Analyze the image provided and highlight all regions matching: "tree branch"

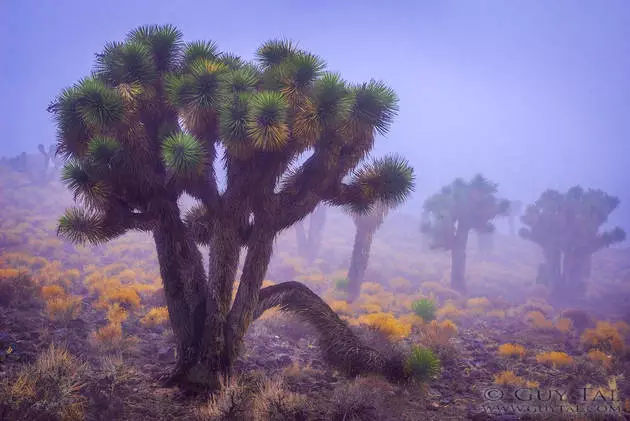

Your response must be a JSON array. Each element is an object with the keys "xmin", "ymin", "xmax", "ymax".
[{"xmin": 254, "ymin": 281, "xmax": 407, "ymax": 381}]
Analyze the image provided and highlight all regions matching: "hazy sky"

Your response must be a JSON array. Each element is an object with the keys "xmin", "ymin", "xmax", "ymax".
[{"xmin": 2, "ymin": 0, "xmax": 628, "ymax": 230}]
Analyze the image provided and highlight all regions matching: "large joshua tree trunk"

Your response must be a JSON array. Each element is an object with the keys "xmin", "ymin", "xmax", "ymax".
[
  {"xmin": 152, "ymin": 201, "xmax": 208, "ymax": 386},
  {"xmin": 450, "ymin": 227, "xmax": 469, "ymax": 294},
  {"xmin": 347, "ymin": 225, "xmax": 375, "ymax": 302}
]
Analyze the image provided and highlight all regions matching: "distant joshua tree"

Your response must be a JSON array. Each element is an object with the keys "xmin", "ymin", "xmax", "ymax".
[
  {"xmin": 2, "ymin": 144, "xmax": 62, "ymax": 185},
  {"xmin": 421, "ymin": 174, "xmax": 510, "ymax": 293},
  {"xmin": 520, "ymin": 186, "xmax": 626, "ymax": 303},
  {"xmin": 346, "ymin": 161, "xmax": 415, "ymax": 301},
  {"xmin": 295, "ymin": 203, "xmax": 326, "ymax": 263},
  {"xmin": 50, "ymin": 25, "xmax": 416, "ymax": 390}
]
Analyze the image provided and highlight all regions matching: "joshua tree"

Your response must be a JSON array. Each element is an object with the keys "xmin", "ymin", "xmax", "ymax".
[
  {"xmin": 346, "ymin": 162, "xmax": 415, "ymax": 301},
  {"xmin": 520, "ymin": 186, "xmax": 625, "ymax": 302},
  {"xmin": 507, "ymin": 199, "xmax": 523, "ymax": 236},
  {"xmin": 421, "ymin": 174, "xmax": 509, "ymax": 293},
  {"xmin": 50, "ymin": 25, "xmax": 415, "ymax": 390},
  {"xmin": 2, "ymin": 144, "xmax": 62, "ymax": 185},
  {"xmin": 295, "ymin": 203, "xmax": 326, "ymax": 263}
]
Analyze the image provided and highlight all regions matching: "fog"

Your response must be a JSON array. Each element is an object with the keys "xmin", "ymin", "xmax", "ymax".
[{"xmin": 2, "ymin": 0, "xmax": 629, "ymax": 232}]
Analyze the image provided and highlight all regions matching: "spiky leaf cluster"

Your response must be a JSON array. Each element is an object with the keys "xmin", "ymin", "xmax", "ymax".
[
  {"xmin": 50, "ymin": 24, "xmax": 411, "ymax": 245},
  {"xmin": 421, "ymin": 174, "xmax": 509, "ymax": 250}
]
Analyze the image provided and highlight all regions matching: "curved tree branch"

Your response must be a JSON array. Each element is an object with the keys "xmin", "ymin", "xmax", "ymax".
[{"xmin": 254, "ymin": 281, "xmax": 406, "ymax": 381}]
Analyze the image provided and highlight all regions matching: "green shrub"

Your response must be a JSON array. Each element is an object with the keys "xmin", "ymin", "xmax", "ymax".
[
  {"xmin": 405, "ymin": 346, "xmax": 441, "ymax": 383},
  {"xmin": 334, "ymin": 277, "xmax": 350, "ymax": 291},
  {"xmin": 411, "ymin": 298, "xmax": 436, "ymax": 321}
]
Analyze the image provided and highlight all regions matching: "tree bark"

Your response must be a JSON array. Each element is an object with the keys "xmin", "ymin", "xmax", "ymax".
[
  {"xmin": 225, "ymin": 228, "xmax": 275, "ymax": 370},
  {"xmin": 347, "ymin": 225, "xmax": 374, "ymax": 302},
  {"xmin": 450, "ymin": 227, "xmax": 469, "ymax": 294},
  {"xmin": 152, "ymin": 201, "xmax": 208, "ymax": 387}
]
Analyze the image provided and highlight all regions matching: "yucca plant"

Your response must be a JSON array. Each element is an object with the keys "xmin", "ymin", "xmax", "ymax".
[
  {"xmin": 411, "ymin": 298, "xmax": 436, "ymax": 322},
  {"xmin": 346, "ymin": 160, "xmax": 415, "ymax": 301},
  {"xmin": 405, "ymin": 346, "xmax": 441, "ymax": 383},
  {"xmin": 49, "ymin": 25, "xmax": 415, "ymax": 390},
  {"xmin": 421, "ymin": 174, "xmax": 509, "ymax": 293}
]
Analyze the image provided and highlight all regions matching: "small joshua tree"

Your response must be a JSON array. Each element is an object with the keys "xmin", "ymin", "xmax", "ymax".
[
  {"xmin": 50, "ymin": 25, "xmax": 415, "ymax": 390},
  {"xmin": 3, "ymin": 144, "xmax": 62, "ymax": 186},
  {"xmin": 295, "ymin": 203, "xmax": 326, "ymax": 264},
  {"xmin": 346, "ymin": 160, "xmax": 415, "ymax": 301},
  {"xmin": 520, "ymin": 186, "xmax": 625, "ymax": 303},
  {"xmin": 421, "ymin": 174, "xmax": 509, "ymax": 293}
]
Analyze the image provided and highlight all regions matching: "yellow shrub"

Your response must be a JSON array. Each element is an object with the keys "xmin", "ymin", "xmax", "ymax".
[
  {"xmin": 361, "ymin": 282, "xmax": 384, "ymax": 295},
  {"xmin": 41, "ymin": 284, "xmax": 66, "ymax": 300},
  {"xmin": 536, "ymin": 351, "xmax": 573, "ymax": 367},
  {"xmin": 101, "ymin": 285, "xmax": 141, "ymax": 309},
  {"xmin": 494, "ymin": 371, "xmax": 538, "ymax": 388},
  {"xmin": 388, "ymin": 277, "xmax": 412, "ymax": 292},
  {"xmin": 329, "ymin": 300, "xmax": 352, "ymax": 315},
  {"xmin": 614, "ymin": 321, "xmax": 630, "ymax": 336},
  {"xmin": 141, "ymin": 306, "xmax": 170, "ymax": 327},
  {"xmin": 46, "ymin": 295, "xmax": 82, "ymax": 322},
  {"xmin": 436, "ymin": 302, "xmax": 463, "ymax": 320},
  {"xmin": 555, "ymin": 318, "xmax": 572, "ymax": 333},
  {"xmin": 262, "ymin": 280, "xmax": 276, "ymax": 288},
  {"xmin": 358, "ymin": 312, "xmax": 411, "ymax": 339},
  {"xmin": 526, "ymin": 311, "xmax": 554, "ymax": 330},
  {"xmin": 359, "ymin": 303, "xmax": 383, "ymax": 314},
  {"xmin": 467, "ymin": 297, "xmax": 491, "ymax": 309},
  {"xmin": 580, "ymin": 321, "xmax": 625, "ymax": 354},
  {"xmin": 92, "ymin": 322, "xmax": 123, "ymax": 350},
  {"xmin": 398, "ymin": 313, "xmax": 424, "ymax": 329},
  {"xmin": 421, "ymin": 319, "xmax": 458, "ymax": 347},
  {"xmin": 498, "ymin": 343, "xmax": 526, "ymax": 358},
  {"xmin": 587, "ymin": 349, "xmax": 611, "ymax": 368},
  {"xmin": 106, "ymin": 303, "xmax": 129, "ymax": 324}
]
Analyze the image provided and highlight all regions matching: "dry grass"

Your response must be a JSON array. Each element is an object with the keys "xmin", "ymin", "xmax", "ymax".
[{"xmin": 0, "ymin": 344, "xmax": 87, "ymax": 421}]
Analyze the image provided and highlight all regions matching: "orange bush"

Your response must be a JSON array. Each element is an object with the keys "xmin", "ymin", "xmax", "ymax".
[
  {"xmin": 535, "ymin": 351, "xmax": 573, "ymax": 367},
  {"xmin": 421, "ymin": 319, "xmax": 458, "ymax": 347},
  {"xmin": 580, "ymin": 321, "xmax": 625, "ymax": 354},
  {"xmin": 41, "ymin": 284, "xmax": 65, "ymax": 300},
  {"xmin": 555, "ymin": 318, "xmax": 572, "ymax": 333},
  {"xmin": 45, "ymin": 295, "xmax": 82, "ymax": 322},
  {"xmin": 526, "ymin": 311, "xmax": 554, "ymax": 330},
  {"xmin": 356, "ymin": 312, "xmax": 411, "ymax": 339},
  {"xmin": 329, "ymin": 300, "xmax": 353, "ymax": 315},
  {"xmin": 91, "ymin": 322, "xmax": 123, "ymax": 350},
  {"xmin": 106, "ymin": 303, "xmax": 129, "ymax": 324},
  {"xmin": 141, "ymin": 306, "xmax": 170, "ymax": 328},
  {"xmin": 497, "ymin": 343, "xmax": 526, "ymax": 358},
  {"xmin": 494, "ymin": 371, "xmax": 539, "ymax": 388},
  {"xmin": 586, "ymin": 349, "xmax": 611, "ymax": 368}
]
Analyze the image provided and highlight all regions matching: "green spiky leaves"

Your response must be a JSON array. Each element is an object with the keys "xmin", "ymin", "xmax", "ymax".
[
  {"xmin": 279, "ymin": 52, "xmax": 326, "ymax": 91},
  {"xmin": 220, "ymin": 93, "xmax": 252, "ymax": 157},
  {"xmin": 57, "ymin": 208, "xmax": 124, "ymax": 245},
  {"xmin": 127, "ymin": 24, "xmax": 183, "ymax": 72},
  {"xmin": 87, "ymin": 136, "xmax": 122, "ymax": 169},
  {"xmin": 95, "ymin": 41, "xmax": 157, "ymax": 86},
  {"xmin": 347, "ymin": 80, "xmax": 399, "ymax": 136},
  {"xmin": 404, "ymin": 347, "xmax": 441, "ymax": 383},
  {"xmin": 247, "ymin": 91, "xmax": 289, "ymax": 150},
  {"xmin": 222, "ymin": 67, "xmax": 260, "ymax": 94},
  {"xmin": 183, "ymin": 41, "xmax": 221, "ymax": 70},
  {"xmin": 311, "ymin": 73, "xmax": 352, "ymax": 128},
  {"xmin": 351, "ymin": 155, "xmax": 415, "ymax": 209},
  {"xmin": 161, "ymin": 133, "xmax": 206, "ymax": 178},
  {"xmin": 256, "ymin": 39, "xmax": 298, "ymax": 69},
  {"xmin": 51, "ymin": 78, "xmax": 124, "ymax": 159}
]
